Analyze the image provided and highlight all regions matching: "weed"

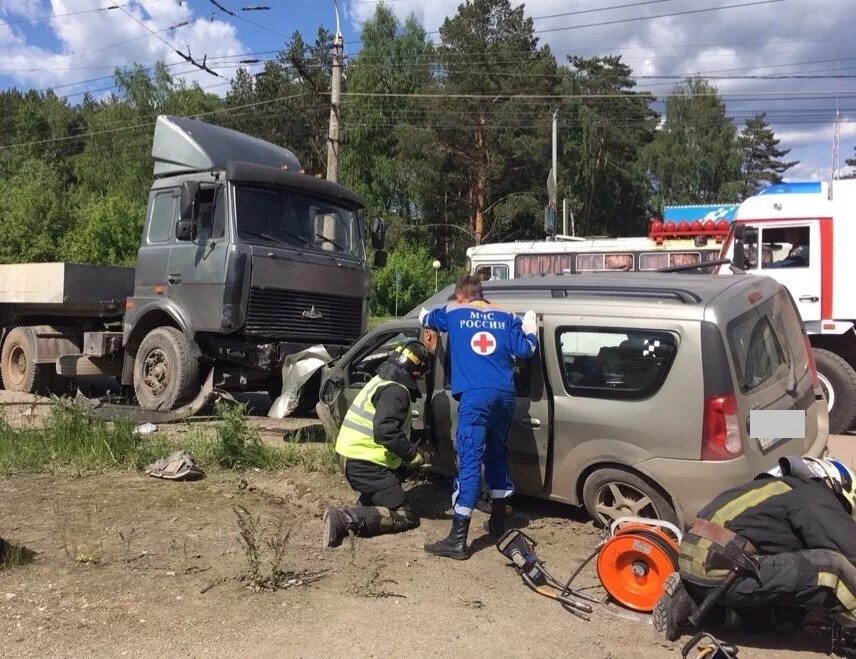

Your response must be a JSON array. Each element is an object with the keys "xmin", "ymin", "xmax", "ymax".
[
  {"xmin": 234, "ymin": 505, "xmax": 294, "ymax": 590},
  {"xmin": 207, "ymin": 403, "xmax": 285, "ymax": 470}
]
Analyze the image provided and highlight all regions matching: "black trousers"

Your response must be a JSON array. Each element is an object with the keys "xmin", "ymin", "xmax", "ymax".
[
  {"xmin": 685, "ymin": 549, "xmax": 856, "ymax": 627},
  {"xmin": 341, "ymin": 458, "xmax": 418, "ymax": 535}
]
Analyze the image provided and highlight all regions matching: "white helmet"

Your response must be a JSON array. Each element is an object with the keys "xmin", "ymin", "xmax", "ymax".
[{"xmin": 803, "ymin": 457, "xmax": 856, "ymax": 517}]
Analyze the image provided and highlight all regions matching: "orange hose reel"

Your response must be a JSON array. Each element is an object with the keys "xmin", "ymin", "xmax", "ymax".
[{"xmin": 596, "ymin": 518, "xmax": 683, "ymax": 613}]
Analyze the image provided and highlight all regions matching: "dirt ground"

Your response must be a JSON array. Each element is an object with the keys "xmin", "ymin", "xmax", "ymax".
[{"xmin": 0, "ymin": 455, "xmax": 845, "ymax": 658}]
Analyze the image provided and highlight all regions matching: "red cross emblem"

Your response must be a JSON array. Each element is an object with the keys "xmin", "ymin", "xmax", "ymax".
[{"xmin": 471, "ymin": 332, "xmax": 496, "ymax": 356}]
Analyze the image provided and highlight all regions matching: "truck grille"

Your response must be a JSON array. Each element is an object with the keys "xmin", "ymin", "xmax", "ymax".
[{"xmin": 245, "ymin": 287, "xmax": 363, "ymax": 343}]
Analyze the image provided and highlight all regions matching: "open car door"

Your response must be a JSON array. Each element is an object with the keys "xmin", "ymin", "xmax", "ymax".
[{"xmin": 316, "ymin": 321, "xmax": 428, "ymax": 439}]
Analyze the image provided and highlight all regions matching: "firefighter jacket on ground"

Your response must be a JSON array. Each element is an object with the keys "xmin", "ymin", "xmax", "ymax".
[{"xmin": 335, "ymin": 362, "xmax": 418, "ymax": 470}]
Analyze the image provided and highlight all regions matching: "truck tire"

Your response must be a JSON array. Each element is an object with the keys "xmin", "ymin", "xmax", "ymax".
[
  {"xmin": 133, "ymin": 327, "xmax": 200, "ymax": 411},
  {"xmin": 813, "ymin": 348, "xmax": 856, "ymax": 435},
  {"xmin": 0, "ymin": 327, "xmax": 51, "ymax": 394},
  {"xmin": 582, "ymin": 467, "xmax": 679, "ymax": 528}
]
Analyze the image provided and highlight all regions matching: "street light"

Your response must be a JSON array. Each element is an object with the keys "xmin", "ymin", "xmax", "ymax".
[{"xmin": 432, "ymin": 260, "xmax": 441, "ymax": 292}]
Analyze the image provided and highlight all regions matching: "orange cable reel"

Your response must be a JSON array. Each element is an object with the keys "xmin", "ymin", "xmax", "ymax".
[{"xmin": 596, "ymin": 518, "xmax": 682, "ymax": 613}]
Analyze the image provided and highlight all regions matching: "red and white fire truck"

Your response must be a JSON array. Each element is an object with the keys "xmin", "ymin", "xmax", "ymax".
[{"xmin": 718, "ymin": 180, "xmax": 856, "ymax": 434}]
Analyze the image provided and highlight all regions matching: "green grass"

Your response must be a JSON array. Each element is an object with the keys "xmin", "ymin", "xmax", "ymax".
[{"xmin": 0, "ymin": 400, "xmax": 338, "ymax": 476}]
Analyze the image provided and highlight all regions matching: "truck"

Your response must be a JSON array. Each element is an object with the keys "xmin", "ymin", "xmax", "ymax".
[
  {"xmin": 718, "ymin": 180, "xmax": 856, "ymax": 434},
  {"xmin": 0, "ymin": 116, "xmax": 385, "ymax": 412}
]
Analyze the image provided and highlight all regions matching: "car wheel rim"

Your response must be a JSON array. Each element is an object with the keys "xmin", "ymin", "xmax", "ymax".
[
  {"xmin": 142, "ymin": 348, "xmax": 170, "ymax": 398},
  {"xmin": 7, "ymin": 345, "xmax": 26, "ymax": 386},
  {"xmin": 817, "ymin": 372, "xmax": 835, "ymax": 414},
  {"xmin": 595, "ymin": 482, "xmax": 659, "ymax": 524}
]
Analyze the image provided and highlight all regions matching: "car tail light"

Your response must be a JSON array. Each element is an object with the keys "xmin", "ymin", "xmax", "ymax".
[
  {"xmin": 702, "ymin": 393, "xmax": 743, "ymax": 461},
  {"xmin": 804, "ymin": 335, "xmax": 819, "ymax": 388}
]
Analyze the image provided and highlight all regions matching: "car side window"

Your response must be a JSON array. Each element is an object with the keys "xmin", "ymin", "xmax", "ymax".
[
  {"xmin": 147, "ymin": 191, "xmax": 177, "ymax": 243},
  {"xmin": 556, "ymin": 327, "xmax": 677, "ymax": 400},
  {"xmin": 348, "ymin": 330, "xmax": 421, "ymax": 387},
  {"xmin": 727, "ymin": 310, "xmax": 788, "ymax": 392}
]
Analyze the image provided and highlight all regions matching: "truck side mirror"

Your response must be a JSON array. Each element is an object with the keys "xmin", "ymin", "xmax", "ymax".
[
  {"xmin": 373, "ymin": 250, "xmax": 388, "ymax": 268},
  {"xmin": 370, "ymin": 217, "xmax": 386, "ymax": 250},
  {"xmin": 179, "ymin": 181, "xmax": 199, "ymax": 221},
  {"xmin": 175, "ymin": 219, "xmax": 193, "ymax": 241}
]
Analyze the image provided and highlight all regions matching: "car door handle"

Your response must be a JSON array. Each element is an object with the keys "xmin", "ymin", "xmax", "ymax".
[
  {"xmin": 517, "ymin": 417, "xmax": 541, "ymax": 429},
  {"xmin": 799, "ymin": 295, "xmax": 819, "ymax": 303},
  {"xmin": 168, "ymin": 274, "xmax": 182, "ymax": 284}
]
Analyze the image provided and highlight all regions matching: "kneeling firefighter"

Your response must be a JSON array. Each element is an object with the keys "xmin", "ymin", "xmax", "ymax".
[
  {"xmin": 323, "ymin": 341, "xmax": 432, "ymax": 548},
  {"xmin": 655, "ymin": 456, "xmax": 856, "ymax": 641}
]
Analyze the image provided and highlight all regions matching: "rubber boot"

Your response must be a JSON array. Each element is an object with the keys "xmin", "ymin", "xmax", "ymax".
[
  {"xmin": 488, "ymin": 500, "xmax": 506, "ymax": 537},
  {"xmin": 653, "ymin": 572, "xmax": 694, "ymax": 641},
  {"xmin": 424, "ymin": 516, "xmax": 471, "ymax": 560},
  {"xmin": 322, "ymin": 507, "xmax": 357, "ymax": 548}
]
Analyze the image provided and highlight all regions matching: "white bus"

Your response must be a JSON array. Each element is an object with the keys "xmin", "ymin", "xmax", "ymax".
[{"xmin": 467, "ymin": 232, "xmax": 726, "ymax": 280}]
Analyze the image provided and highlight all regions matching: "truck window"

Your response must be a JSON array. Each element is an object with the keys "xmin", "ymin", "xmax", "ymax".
[
  {"xmin": 556, "ymin": 327, "xmax": 677, "ymax": 400},
  {"xmin": 760, "ymin": 225, "xmax": 810, "ymax": 269},
  {"xmin": 727, "ymin": 309, "xmax": 788, "ymax": 392},
  {"xmin": 235, "ymin": 186, "xmax": 364, "ymax": 259},
  {"xmin": 147, "ymin": 191, "xmax": 177, "ymax": 243}
]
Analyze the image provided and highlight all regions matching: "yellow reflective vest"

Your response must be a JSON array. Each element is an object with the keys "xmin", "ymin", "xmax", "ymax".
[{"xmin": 335, "ymin": 375, "xmax": 412, "ymax": 469}]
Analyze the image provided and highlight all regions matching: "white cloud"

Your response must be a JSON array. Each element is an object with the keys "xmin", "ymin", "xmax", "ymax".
[
  {"xmin": 0, "ymin": 0, "xmax": 247, "ymax": 94},
  {"xmin": 345, "ymin": 0, "xmax": 856, "ymax": 184},
  {"xmin": 0, "ymin": 0, "xmax": 45, "ymax": 20}
]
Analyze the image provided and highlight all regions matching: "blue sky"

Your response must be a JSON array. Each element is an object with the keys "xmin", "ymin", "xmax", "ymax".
[{"xmin": 1, "ymin": 0, "xmax": 855, "ymax": 183}]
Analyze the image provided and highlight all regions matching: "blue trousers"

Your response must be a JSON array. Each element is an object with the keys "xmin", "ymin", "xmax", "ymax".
[{"xmin": 452, "ymin": 389, "xmax": 516, "ymax": 518}]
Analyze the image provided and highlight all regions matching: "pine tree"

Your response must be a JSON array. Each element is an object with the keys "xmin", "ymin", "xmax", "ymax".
[
  {"xmin": 736, "ymin": 112, "xmax": 797, "ymax": 197},
  {"xmin": 640, "ymin": 78, "xmax": 742, "ymax": 205}
]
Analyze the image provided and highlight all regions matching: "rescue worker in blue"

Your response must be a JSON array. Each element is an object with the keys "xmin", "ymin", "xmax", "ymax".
[
  {"xmin": 419, "ymin": 274, "xmax": 537, "ymax": 560},
  {"xmin": 323, "ymin": 340, "xmax": 432, "ymax": 548}
]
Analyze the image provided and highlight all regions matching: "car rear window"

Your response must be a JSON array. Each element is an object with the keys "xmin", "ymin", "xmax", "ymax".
[
  {"xmin": 726, "ymin": 294, "xmax": 799, "ymax": 393},
  {"xmin": 556, "ymin": 327, "xmax": 678, "ymax": 400}
]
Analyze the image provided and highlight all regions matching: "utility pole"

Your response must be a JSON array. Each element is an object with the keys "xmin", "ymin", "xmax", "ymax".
[
  {"xmin": 545, "ymin": 109, "xmax": 558, "ymax": 238},
  {"xmin": 552, "ymin": 109, "xmax": 558, "ymax": 196},
  {"xmin": 831, "ymin": 50, "xmax": 841, "ymax": 197},
  {"xmin": 326, "ymin": 1, "xmax": 343, "ymax": 182}
]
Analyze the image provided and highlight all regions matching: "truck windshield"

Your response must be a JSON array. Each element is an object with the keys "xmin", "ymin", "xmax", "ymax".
[{"xmin": 235, "ymin": 186, "xmax": 364, "ymax": 260}]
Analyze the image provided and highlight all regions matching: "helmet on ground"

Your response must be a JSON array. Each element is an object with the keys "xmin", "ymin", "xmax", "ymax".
[
  {"xmin": 803, "ymin": 457, "xmax": 856, "ymax": 517},
  {"xmin": 389, "ymin": 341, "xmax": 431, "ymax": 380}
]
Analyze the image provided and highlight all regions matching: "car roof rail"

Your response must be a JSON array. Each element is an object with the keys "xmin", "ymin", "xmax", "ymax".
[{"xmin": 483, "ymin": 283, "xmax": 702, "ymax": 304}]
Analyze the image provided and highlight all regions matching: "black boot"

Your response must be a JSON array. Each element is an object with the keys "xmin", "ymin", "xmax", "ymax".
[
  {"xmin": 424, "ymin": 516, "xmax": 470, "ymax": 560},
  {"xmin": 322, "ymin": 507, "xmax": 357, "ymax": 548},
  {"xmin": 653, "ymin": 572, "xmax": 694, "ymax": 641},
  {"xmin": 488, "ymin": 500, "xmax": 506, "ymax": 537}
]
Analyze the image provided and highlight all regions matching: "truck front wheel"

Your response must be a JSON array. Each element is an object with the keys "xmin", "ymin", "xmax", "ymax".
[
  {"xmin": 133, "ymin": 327, "xmax": 200, "ymax": 411},
  {"xmin": 0, "ymin": 327, "xmax": 50, "ymax": 394},
  {"xmin": 813, "ymin": 348, "xmax": 856, "ymax": 434}
]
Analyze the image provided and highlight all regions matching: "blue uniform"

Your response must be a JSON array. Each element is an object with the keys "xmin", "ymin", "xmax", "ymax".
[{"xmin": 422, "ymin": 299, "xmax": 537, "ymax": 517}]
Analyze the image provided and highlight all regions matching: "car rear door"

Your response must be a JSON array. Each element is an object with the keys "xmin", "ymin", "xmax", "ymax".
[{"xmin": 723, "ymin": 290, "xmax": 820, "ymax": 467}]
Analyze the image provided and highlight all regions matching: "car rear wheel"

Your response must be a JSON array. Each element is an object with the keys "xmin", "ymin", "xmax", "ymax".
[
  {"xmin": 812, "ymin": 348, "xmax": 856, "ymax": 434},
  {"xmin": 582, "ymin": 467, "xmax": 679, "ymax": 528}
]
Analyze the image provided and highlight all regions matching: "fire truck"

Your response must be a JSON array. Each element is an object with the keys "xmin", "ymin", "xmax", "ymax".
[{"xmin": 718, "ymin": 180, "xmax": 856, "ymax": 434}]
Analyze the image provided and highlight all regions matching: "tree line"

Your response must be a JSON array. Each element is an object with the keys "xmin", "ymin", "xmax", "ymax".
[{"xmin": 0, "ymin": 0, "xmax": 803, "ymax": 315}]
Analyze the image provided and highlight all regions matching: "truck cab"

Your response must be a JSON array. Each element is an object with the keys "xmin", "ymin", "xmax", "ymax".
[
  {"xmin": 122, "ymin": 116, "xmax": 380, "ymax": 410},
  {"xmin": 719, "ymin": 180, "xmax": 856, "ymax": 433}
]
